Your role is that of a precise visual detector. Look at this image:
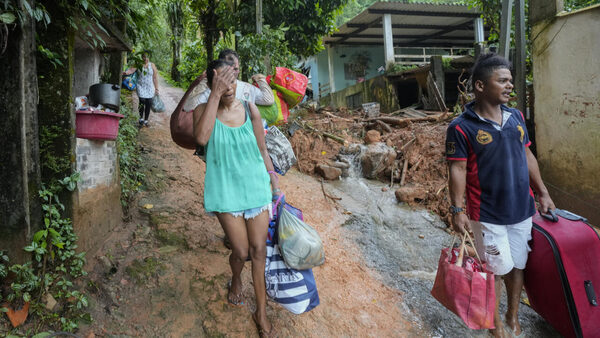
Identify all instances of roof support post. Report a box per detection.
[382,13,395,68]
[514,0,526,115]
[498,0,513,58]
[327,46,336,93]
[473,17,485,60]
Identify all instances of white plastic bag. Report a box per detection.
[278,206,325,270]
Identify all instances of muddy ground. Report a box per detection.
[62,76,559,337]
[78,78,418,337]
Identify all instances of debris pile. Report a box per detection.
[287,104,454,225]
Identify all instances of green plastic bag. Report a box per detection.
[257,89,284,126]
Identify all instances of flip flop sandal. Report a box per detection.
[227,280,244,306]
[252,312,277,338]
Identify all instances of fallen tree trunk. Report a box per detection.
[302,122,346,145]
[362,114,444,127]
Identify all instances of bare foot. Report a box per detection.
[252,311,276,338]
[489,320,507,338]
[227,279,244,306]
[505,315,522,336]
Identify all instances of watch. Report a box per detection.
[450,205,465,215]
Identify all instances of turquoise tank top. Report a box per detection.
[204,101,271,213]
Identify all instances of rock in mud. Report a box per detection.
[315,164,342,180]
[364,130,381,144]
[360,143,396,179]
[395,186,427,204]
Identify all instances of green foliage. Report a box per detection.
[166,0,185,82]
[116,92,145,211]
[39,125,71,179]
[386,64,418,74]
[236,24,297,78]
[177,39,208,88]
[1,1,50,27]
[564,0,599,11]
[335,0,376,27]
[128,0,172,71]
[0,173,89,333]
[254,0,350,57]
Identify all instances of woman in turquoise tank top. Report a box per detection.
[193,59,280,338]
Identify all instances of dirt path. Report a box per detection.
[83,76,415,337]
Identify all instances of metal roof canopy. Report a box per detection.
[324,1,486,48]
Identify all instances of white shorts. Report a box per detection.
[470,217,533,276]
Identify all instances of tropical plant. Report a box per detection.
[166,0,185,82]
[236,24,297,78]
[188,0,233,61]
[235,0,350,57]
[116,92,145,211]
[0,173,90,332]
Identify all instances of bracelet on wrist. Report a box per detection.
[272,188,281,194]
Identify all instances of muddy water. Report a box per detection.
[327,149,560,337]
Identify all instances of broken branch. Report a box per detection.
[400,137,416,151]
[320,178,342,201]
[303,122,346,145]
[411,156,424,172]
[324,111,354,122]
[375,119,393,133]
[400,158,409,186]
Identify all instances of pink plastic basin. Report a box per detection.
[76,109,124,140]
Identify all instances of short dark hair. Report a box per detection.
[206,59,233,87]
[142,49,151,57]
[218,49,239,61]
[471,53,512,83]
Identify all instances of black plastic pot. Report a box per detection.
[89,83,121,111]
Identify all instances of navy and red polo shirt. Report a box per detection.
[446,101,536,224]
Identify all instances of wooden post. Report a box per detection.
[514,0,527,116]
[498,0,514,59]
[430,55,445,102]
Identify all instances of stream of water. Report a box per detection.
[325,147,560,337]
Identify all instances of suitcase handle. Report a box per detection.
[539,209,558,222]
[585,280,598,306]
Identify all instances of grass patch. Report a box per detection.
[149,213,170,227]
[155,229,188,249]
[125,257,164,284]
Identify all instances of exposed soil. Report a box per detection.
[80,77,417,337]
[288,107,452,225]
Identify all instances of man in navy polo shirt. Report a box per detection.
[446,53,555,338]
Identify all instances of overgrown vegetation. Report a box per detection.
[236,24,297,79]
[116,92,145,212]
[0,174,90,335]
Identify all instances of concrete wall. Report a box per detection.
[0,0,42,262]
[315,50,329,97]
[319,74,400,114]
[531,5,600,225]
[72,42,123,255]
[73,46,103,97]
[74,139,122,254]
[313,45,386,97]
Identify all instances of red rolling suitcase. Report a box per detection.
[524,209,600,338]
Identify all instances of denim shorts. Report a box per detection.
[470,217,533,276]
[208,203,272,220]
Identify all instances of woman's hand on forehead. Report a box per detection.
[213,66,236,96]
